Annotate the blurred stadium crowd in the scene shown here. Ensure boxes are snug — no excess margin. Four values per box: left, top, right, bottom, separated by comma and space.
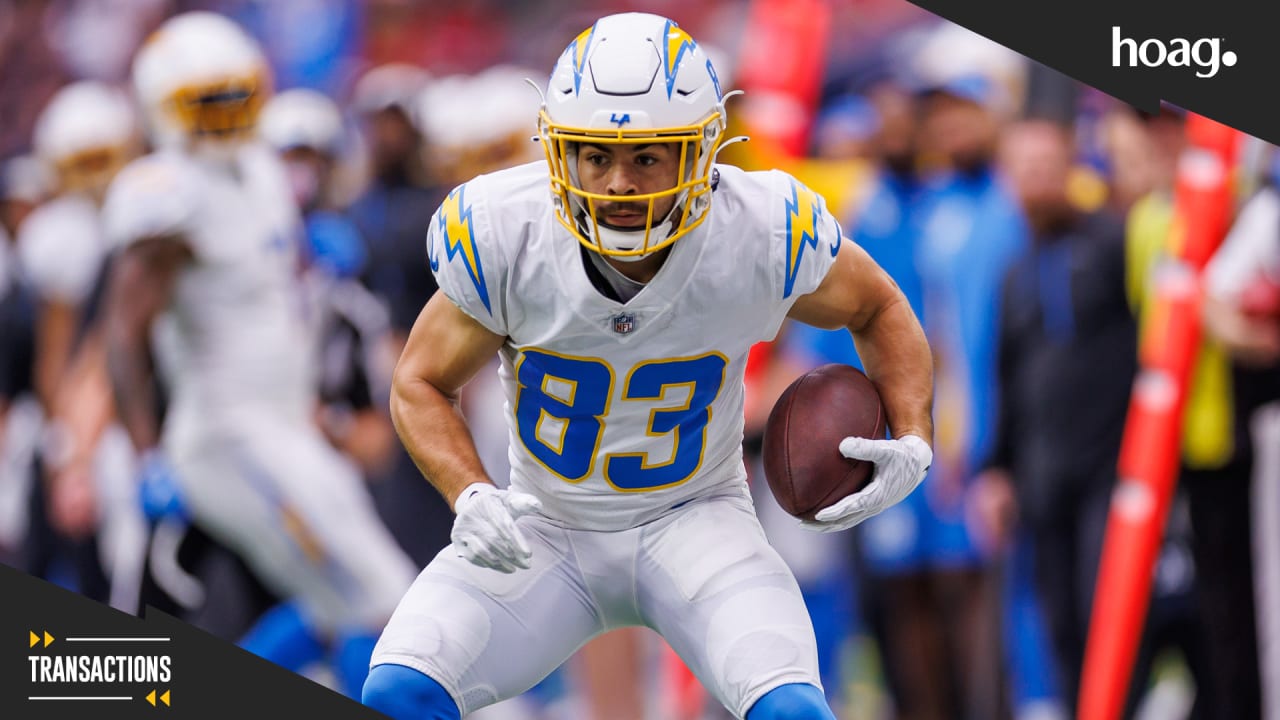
1, 1, 1278, 719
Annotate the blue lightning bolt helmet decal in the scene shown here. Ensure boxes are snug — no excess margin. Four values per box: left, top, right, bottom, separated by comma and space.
784, 181, 822, 299
429, 184, 491, 314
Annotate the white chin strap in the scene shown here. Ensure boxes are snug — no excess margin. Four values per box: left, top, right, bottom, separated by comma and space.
592, 216, 678, 261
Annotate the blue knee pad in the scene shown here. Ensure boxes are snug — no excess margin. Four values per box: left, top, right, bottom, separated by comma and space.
746, 683, 836, 720
362, 663, 460, 720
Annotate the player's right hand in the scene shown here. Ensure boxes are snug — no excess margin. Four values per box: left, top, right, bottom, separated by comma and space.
451, 483, 543, 573
803, 434, 932, 532
138, 449, 188, 523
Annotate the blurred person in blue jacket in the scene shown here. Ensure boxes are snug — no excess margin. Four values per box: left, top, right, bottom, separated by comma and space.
820, 70, 1028, 720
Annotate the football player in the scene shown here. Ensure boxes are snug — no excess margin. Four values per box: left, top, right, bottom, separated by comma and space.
18, 81, 145, 611
99, 11, 414, 698
363, 13, 934, 720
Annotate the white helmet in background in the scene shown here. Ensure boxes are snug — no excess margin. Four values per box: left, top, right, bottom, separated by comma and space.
419, 66, 542, 185
33, 81, 138, 196
131, 11, 270, 150
258, 88, 350, 209
473, 64, 543, 152
259, 88, 345, 156
539, 12, 731, 259
415, 73, 478, 186
350, 62, 431, 120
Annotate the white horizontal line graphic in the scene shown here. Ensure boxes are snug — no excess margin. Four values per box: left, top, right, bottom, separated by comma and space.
63, 637, 170, 642
29, 691, 132, 696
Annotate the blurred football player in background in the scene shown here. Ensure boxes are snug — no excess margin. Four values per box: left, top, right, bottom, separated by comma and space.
99, 11, 414, 699
17, 81, 146, 614
362, 12, 934, 720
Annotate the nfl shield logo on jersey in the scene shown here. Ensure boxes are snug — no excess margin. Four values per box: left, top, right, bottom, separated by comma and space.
611, 312, 636, 335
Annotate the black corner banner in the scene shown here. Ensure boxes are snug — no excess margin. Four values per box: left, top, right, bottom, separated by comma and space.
0, 564, 388, 719
906, 0, 1280, 145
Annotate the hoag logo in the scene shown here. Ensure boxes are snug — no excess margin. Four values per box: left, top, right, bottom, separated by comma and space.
1112, 27, 1237, 77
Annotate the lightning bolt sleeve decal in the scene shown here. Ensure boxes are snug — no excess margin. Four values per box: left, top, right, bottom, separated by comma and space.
432, 184, 492, 315
783, 181, 822, 299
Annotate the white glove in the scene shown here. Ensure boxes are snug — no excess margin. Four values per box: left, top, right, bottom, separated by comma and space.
451, 483, 543, 573
800, 434, 932, 533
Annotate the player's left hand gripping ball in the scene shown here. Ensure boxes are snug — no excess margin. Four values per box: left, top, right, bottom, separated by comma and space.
451, 483, 543, 573
800, 435, 932, 533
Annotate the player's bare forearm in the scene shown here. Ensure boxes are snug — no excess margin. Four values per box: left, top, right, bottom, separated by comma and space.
49, 331, 117, 470
392, 292, 508, 511
103, 238, 189, 452
390, 375, 494, 511
33, 300, 80, 412
788, 241, 934, 444
849, 294, 934, 442
105, 267, 161, 451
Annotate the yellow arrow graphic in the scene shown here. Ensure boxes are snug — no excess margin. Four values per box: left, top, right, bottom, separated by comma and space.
29, 631, 38, 648
160, 690, 170, 706
146, 690, 156, 706
43, 631, 53, 647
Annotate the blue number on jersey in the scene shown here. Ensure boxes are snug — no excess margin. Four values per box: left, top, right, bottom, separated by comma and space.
515, 350, 614, 481
606, 353, 727, 491
514, 351, 728, 491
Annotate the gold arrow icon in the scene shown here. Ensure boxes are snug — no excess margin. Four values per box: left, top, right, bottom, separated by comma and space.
29, 631, 37, 648
29, 631, 53, 648
160, 690, 170, 706
146, 690, 156, 707
43, 631, 53, 647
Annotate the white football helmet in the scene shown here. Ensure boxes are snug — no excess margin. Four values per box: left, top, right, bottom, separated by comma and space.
259, 89, 344, 156
33, 81, 138, 196
131, 11, 270, 150
539, 12, 733, 258
421, 66, 544, 185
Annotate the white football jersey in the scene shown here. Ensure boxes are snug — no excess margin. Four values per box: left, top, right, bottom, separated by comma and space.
430, 161, 842, 530
102, 144, 311, 436
17, 193, 106, 305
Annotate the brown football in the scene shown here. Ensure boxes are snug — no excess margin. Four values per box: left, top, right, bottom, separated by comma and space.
761, 363, 887, 520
